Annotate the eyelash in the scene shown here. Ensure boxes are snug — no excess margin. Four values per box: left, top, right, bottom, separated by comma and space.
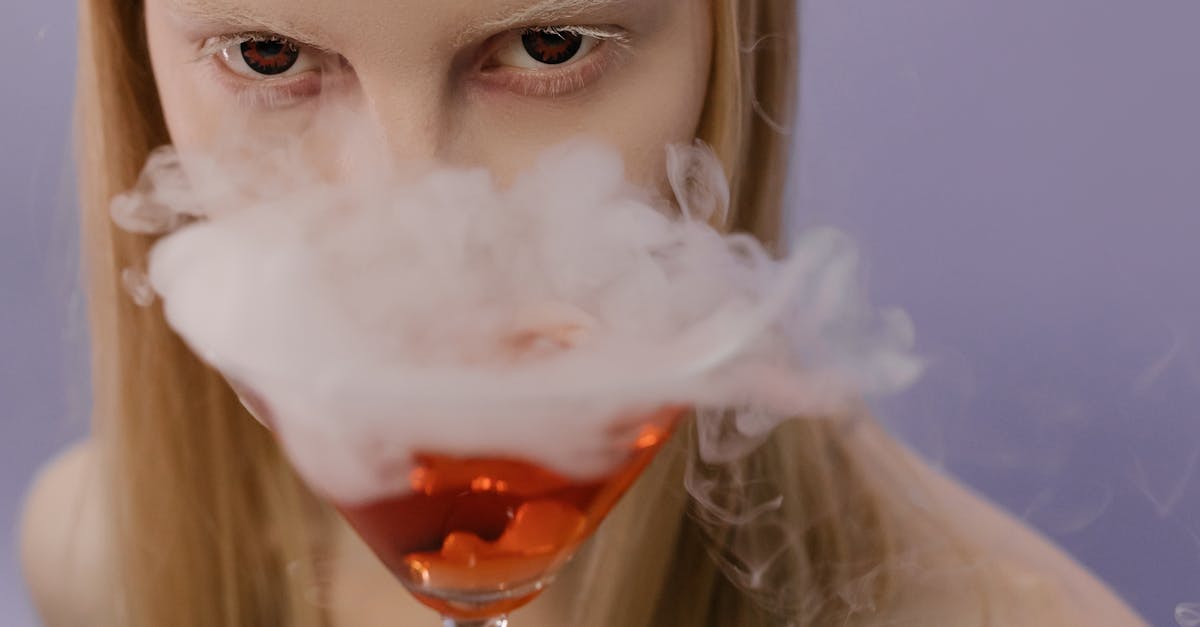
196, 25, 632, 107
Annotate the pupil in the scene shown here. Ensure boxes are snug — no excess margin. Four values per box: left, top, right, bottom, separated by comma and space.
240, 39, 301, 76
521, 31, 583, 65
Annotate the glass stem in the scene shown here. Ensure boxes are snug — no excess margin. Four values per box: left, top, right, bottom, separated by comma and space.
442, 617, 508, 627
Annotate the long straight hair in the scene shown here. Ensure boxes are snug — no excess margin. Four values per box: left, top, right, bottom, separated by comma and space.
77, 0, 920, 624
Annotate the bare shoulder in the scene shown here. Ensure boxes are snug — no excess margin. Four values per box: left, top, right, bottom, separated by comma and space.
19, 438, 117, 626
847, 421, 1149, 627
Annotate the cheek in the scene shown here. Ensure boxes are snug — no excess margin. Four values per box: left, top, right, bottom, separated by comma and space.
461, 7, 713, 198
153, 74, 217, 153
613, 83, 710, 199
459, 64, 711, 198
144, 1, 221, 153
617, 0, 714, 196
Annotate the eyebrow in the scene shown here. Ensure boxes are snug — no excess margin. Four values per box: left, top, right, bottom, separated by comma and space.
165, 0, 330, 45
454, 0, 638, 45
167, 0, 638, 50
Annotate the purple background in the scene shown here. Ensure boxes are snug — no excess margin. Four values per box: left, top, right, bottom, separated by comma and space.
3, 1, 1197, 625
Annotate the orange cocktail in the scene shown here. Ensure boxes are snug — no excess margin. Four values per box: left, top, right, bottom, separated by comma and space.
335, 406, 685, 620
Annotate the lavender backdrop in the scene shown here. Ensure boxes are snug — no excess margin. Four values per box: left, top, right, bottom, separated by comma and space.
3, 4, 82, 627
3, 1, 1197, 625
785, 3, 1200, 624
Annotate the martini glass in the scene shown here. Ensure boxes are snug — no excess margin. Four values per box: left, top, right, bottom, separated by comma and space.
333, 404, 687, 626
230, 330, 694, 626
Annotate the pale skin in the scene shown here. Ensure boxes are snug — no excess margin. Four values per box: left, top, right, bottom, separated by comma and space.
21, 0, 1149, 624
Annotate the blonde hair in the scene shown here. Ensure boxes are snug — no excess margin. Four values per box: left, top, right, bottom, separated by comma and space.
77, 0, 922, 624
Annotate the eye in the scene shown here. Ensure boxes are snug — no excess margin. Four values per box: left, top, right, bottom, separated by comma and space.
481, 26, 630, 98
496, 28, 601, 69
215, 35, 325, 79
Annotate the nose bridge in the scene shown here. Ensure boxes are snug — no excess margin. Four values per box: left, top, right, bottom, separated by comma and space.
355, 70, 450, 166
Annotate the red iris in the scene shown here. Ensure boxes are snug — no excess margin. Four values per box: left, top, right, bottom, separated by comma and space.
521, 30, 584, 65
240, 39, 301, 75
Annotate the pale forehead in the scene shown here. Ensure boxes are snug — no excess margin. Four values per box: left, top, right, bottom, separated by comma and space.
163, 0, 645, 48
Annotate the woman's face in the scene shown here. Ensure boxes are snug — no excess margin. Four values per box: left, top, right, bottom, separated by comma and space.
144, 0, 714, 192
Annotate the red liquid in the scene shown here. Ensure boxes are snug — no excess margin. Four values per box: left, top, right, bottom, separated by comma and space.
335, 406, 684, 619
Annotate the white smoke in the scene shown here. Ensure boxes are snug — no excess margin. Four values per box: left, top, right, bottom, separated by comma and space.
111, 131, 925, 508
